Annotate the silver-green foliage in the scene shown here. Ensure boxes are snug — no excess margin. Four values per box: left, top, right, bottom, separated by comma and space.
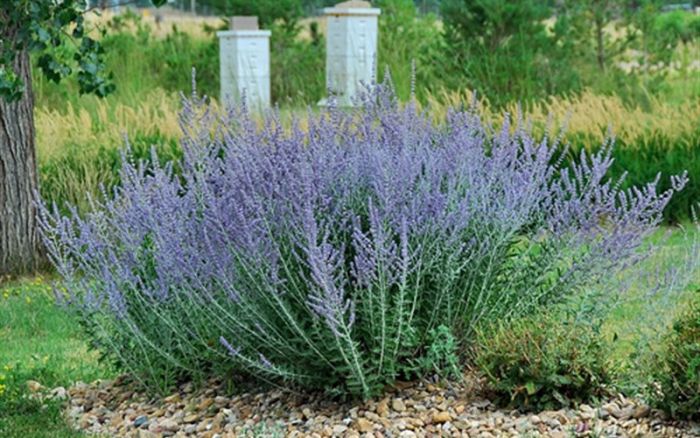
39, 84, 691, 397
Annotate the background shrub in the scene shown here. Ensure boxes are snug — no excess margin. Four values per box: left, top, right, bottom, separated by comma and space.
473, 311, 610, 411
647, 294, 700, 419
40, 83, 685, 397
440, 0, 582, 106
269, 21, 326, 105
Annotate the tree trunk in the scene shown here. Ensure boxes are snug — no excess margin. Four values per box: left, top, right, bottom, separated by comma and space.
0, 50, 43, 276
595, 14, 606, 71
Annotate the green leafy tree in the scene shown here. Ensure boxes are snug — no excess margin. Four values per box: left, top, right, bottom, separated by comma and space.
631, 1, 689, 66
199, 0, 303, 30
441, 0, 551, 53
560, 0, 633, 71
440, 0, 581, 105
0, 0, 165, 275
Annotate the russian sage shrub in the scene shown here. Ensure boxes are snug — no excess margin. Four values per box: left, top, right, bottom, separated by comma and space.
39, 84, 687, 397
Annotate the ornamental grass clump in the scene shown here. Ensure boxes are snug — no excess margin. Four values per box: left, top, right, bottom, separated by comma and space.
39, 83, 686, 397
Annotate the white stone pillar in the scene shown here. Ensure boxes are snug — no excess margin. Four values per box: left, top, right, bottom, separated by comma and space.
217, 17, 271, 109
320, 1, 380, 106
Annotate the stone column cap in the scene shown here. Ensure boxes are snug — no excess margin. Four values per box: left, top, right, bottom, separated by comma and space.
324, 0, 380, 16
229, 16, 259, 30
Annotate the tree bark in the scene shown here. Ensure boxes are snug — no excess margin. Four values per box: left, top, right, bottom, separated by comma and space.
595, 13, 606, 71
0, 50, 43, 276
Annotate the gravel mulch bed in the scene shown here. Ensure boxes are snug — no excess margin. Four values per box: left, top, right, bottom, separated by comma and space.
44, 375, 700, 437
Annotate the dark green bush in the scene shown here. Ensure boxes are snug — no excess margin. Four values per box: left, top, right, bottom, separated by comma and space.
473, 312, 610, 411
440, 0, 581, 106
269, 22, 325, 105
611, 138, 700, 224
654, 10, 700, 46
648, 297, 700, 419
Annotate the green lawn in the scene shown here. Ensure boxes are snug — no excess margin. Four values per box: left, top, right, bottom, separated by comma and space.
602, 225, 700, 375
0, 276, 112, 438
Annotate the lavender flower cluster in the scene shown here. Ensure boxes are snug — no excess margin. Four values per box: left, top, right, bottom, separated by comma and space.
39, 83, 685, 397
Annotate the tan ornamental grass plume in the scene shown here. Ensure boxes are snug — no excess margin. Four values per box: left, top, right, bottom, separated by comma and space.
427, 89, 700, 149
35, 89, 181, 163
